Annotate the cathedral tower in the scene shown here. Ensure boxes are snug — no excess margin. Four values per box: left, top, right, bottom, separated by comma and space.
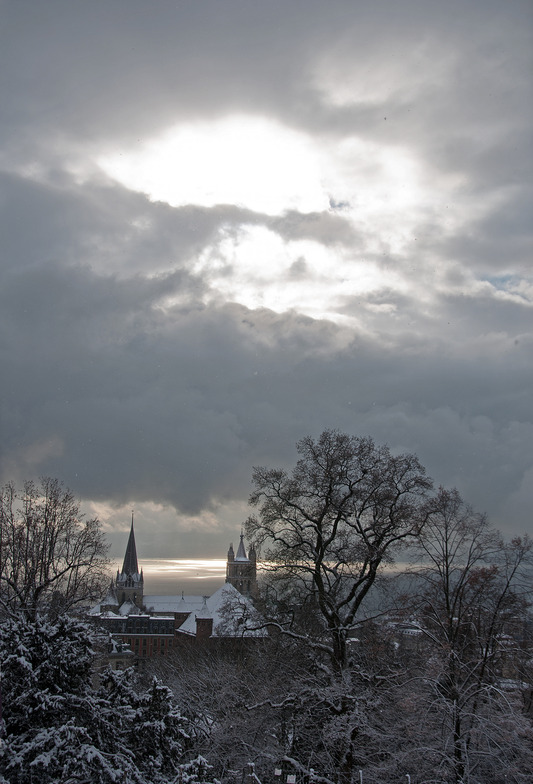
116, 514, 144, 609
226, 533, 258, 600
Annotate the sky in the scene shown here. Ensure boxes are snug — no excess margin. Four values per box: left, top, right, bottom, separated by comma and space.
1, 0, 532, 563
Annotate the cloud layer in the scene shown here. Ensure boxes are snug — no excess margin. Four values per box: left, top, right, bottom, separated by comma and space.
1, 1, 532, 556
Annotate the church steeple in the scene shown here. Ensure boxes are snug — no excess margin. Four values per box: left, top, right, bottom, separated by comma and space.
122, 512, 139, 576
116, 513, 144, 609
236, 532, 247, 561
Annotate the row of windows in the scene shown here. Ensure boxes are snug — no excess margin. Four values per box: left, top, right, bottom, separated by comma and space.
125, 636, 172, 657
108, 620, 174, 634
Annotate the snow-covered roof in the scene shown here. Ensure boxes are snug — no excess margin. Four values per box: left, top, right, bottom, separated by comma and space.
102, 584, 119, 607
196, 597, 213, 619
89, 593, 205, 617
177, 583, 267, 638
108, 638, 134, 656
144, 594, 205, 614
118, 599, 138, 616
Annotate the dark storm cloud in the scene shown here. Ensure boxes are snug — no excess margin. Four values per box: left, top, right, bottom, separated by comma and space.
2, 235, 531, 532
1, 0, 532, 552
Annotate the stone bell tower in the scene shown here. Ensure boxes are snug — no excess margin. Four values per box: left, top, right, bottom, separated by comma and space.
226, 533, 258, 601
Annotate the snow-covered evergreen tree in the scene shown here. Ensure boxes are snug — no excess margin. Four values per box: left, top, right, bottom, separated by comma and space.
0, 614, 215, 784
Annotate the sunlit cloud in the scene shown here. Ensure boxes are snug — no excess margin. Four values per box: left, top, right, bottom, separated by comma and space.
188, 226, 408, 324
99, 114, 468, 323
108, 558, 227, 596
99, 115, 325, 216
98, 114, 450, 256
109, 558, 226, 578
97, 112, 486, 330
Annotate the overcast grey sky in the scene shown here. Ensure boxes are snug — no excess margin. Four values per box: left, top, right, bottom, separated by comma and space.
1, 0, 531, 560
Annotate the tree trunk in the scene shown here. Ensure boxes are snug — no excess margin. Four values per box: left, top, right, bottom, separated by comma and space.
453, 704, 465, 784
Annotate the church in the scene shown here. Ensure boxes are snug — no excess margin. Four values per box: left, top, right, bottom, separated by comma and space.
90, 518, 264, 663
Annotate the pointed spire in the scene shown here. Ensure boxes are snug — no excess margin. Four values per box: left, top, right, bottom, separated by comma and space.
103, 579, 118, 607
236, 532, 248, 561
196, 595, 213, 619
121, 512, 139, 576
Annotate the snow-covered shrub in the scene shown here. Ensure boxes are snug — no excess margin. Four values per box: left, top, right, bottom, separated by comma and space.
0, 614, 215, 784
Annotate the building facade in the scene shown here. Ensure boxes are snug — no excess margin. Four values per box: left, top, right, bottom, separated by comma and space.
91, 519, 262, 664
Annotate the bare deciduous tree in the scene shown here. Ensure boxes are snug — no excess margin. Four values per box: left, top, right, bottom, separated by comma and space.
0, 477, 109, 620
246, 430, 432, 671
410, 487, 533, 783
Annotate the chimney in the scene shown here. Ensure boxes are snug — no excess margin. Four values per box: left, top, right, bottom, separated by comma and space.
196, 615, 213, 640
195, 597, 213, 640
